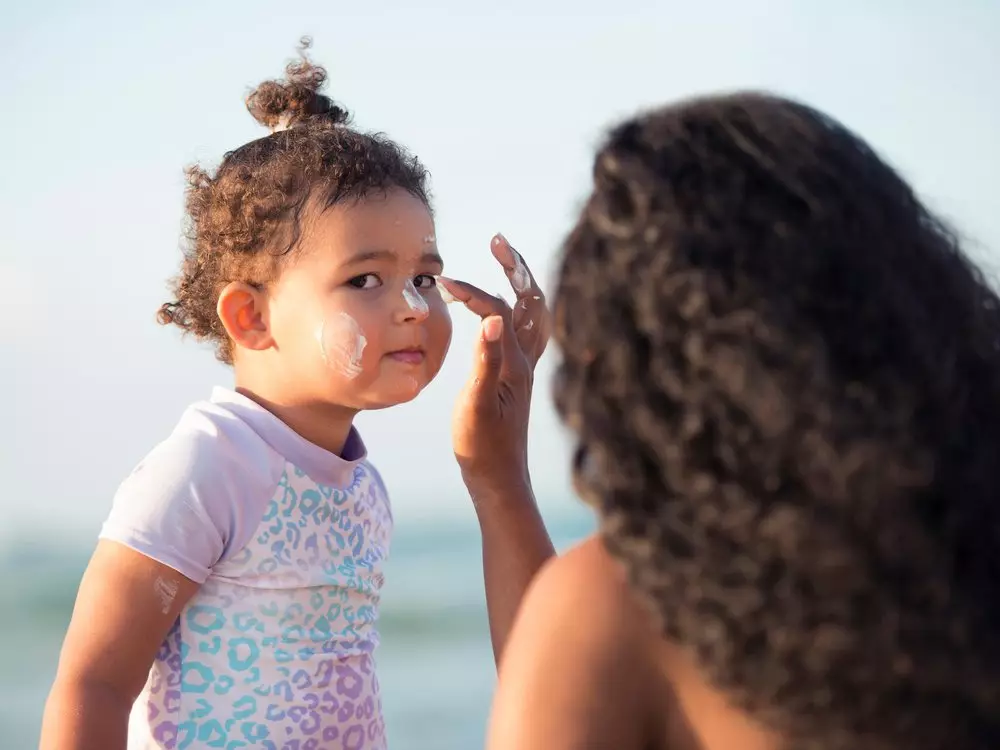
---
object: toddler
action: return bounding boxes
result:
[41,41,455,750]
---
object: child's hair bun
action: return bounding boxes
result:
[245,37,349,133]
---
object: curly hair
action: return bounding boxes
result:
[553,92,1000,749]
[157,38,430,363]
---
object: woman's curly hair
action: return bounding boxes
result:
[157,38,429,363]
[553,92,1000,749]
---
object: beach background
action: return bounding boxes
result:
[2,2,996,748]
[0,505,595,749]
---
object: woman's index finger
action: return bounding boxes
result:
[491,233,544,303]
[437,276,509,319]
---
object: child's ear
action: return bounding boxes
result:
[217,282,273,353]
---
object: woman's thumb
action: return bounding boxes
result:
[472,315,504,392]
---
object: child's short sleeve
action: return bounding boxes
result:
[363,459,393,523]
[100,406,282,584]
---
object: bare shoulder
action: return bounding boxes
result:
[551,534,634,592]
[529,534,645,630]
[486,534,663,750]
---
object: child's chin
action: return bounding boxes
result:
[361,379,427,410]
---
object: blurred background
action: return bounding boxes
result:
[2,1,998,748]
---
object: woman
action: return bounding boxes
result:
[454,93,1000,749]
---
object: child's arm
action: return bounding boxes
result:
[38,406,262,749]
[40,540,200,750]
[485,536,662,750]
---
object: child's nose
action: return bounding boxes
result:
[397,280,431,322]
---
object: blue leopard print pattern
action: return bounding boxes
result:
[127,462,392,749]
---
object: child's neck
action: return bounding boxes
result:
[233,380,359,458]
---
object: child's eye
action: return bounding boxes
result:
[348,273,381,289]
[413,274,436,290]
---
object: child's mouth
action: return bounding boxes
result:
[386,348,425,365]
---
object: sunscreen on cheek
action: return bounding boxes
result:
[316,312,367,379]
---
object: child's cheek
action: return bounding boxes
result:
[316,311,368,379]
[430,307,453,375]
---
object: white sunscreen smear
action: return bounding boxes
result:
[402,279,429,315]
[423,234,436,244]
[510,249,531,294]
[153,576,179,614]
[437,278,457,304]
[317,312,367,378]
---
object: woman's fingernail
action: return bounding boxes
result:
[492,233,519,271]
[482,316,503,342]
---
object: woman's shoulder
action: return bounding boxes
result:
[487,534,670,749]
[551,534,623,578]
[547,542,781,750]
[528,534,661,657]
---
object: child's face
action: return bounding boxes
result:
[265,188,452,409]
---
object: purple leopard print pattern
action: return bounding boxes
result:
[126,462,392,749]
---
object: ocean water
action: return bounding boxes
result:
[0,508,595,750]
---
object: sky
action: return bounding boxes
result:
[1,0,998,543]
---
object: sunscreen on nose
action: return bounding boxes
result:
[402,279,429,315]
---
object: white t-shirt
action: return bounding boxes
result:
[100,387,393,749]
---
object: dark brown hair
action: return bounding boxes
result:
[554,92,1000,749]
[157,39,430,363]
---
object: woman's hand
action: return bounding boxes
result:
[439,233,551,502]
[438,233,555,664]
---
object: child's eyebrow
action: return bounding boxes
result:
[343,249,444,267]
